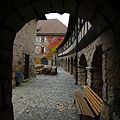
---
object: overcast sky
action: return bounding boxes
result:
[45,13,70,27]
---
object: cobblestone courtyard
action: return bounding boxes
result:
[12,67,81,120]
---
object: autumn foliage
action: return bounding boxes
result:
[46,36,64,58]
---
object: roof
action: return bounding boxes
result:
[57,15,77,50]
[36,19,67,35]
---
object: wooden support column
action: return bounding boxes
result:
[75,18,78,85]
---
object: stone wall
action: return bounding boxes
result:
[61,29,120,119]
[76,29,119,119]
[12,19,37,88]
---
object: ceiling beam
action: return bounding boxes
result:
[48,0,54,12]
[74,0,81,16]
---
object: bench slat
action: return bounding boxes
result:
[75,91,95,117]
[84,87,102,107]
[83,89,102,115]
[83,85,103,116]
[84,86,103,109]
[74,85,104,118]
[75,92,85,114]
[77,92,92,116]
[84,85,103,103]
[75,92,87,115]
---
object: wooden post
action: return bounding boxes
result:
[75,18,78,85]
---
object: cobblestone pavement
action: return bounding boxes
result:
[12,67,82,120]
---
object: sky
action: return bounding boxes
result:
[45,13,70,27]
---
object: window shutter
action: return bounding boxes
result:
[39,37,42,42]
[44,47,46,53]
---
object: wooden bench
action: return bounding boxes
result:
[35,65,44,74]
[51,66,57,75]
[74,85,104,120]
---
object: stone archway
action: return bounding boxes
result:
[41,57,48,65]
[91,46,103,98]
[78,54,87,85]
[0,0,120,120]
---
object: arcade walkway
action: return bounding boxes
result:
[12,67,81,120]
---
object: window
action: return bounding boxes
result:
[41,36,44,42]
[36,37,38,43]
[39,37,42,42]
[44,36,47,42]
[35,46,41,54]
[41,47,44,53]
[44,47,46,53]
[36,37,42,43]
